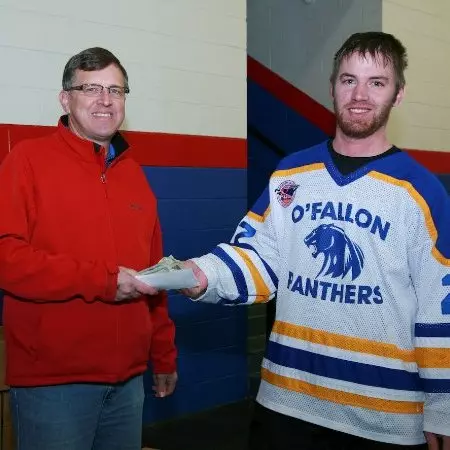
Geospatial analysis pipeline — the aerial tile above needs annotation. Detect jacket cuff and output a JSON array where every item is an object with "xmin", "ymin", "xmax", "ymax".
[{"xmin": 151, "ymin": 360, "xmax": 177, "ymax": 374}]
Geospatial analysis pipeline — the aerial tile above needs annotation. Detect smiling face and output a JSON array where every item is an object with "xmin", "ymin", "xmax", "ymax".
[
  {"xmin": 59, "ymin": 64, "xmax": 126, "ymax": 148},
  {"xmin": 331, "ymin": 51, "xmax": 404, "ymax": 140}
]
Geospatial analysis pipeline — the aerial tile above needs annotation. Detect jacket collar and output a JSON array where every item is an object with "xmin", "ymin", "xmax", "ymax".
[{"xmin": 57, "ymin": 115, "xmax": 129, "ymax": 161}]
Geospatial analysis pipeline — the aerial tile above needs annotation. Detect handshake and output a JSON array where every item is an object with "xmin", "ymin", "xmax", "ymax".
[{"xmin": 115, "ymin": 256, "xmax": 207, "ymax": 302}]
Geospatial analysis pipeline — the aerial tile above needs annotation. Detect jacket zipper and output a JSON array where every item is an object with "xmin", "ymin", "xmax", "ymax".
[{"xmin": 98, "ymin": 147, "xmax": 120, "ymax": 373}]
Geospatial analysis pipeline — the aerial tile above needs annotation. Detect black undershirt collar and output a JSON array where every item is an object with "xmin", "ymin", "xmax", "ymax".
[{"xmin": 327, "ymin": 140, "xmax": 400, "ymax": 176}]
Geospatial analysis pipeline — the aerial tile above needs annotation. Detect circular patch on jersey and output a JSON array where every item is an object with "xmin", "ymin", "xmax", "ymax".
[{"xmin": 275, "ymin": 180, "xmax": 299, "ymax": 207}]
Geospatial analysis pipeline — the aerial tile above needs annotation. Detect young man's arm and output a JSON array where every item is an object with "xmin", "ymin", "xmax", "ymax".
[
  {"xmin": 410, "ymin": 179, "xmax": 450, "ymax": 443},
  {"xmin": 182, "ymin": 186, "xmax": 280, "ymax": 305}
]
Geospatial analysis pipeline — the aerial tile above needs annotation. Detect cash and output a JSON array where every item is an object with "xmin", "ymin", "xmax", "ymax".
[
  {"xmin": 138, "ymin": 255, "xmax": 184, "ymax": 276},
  {"xmin": 136, "ymin": 255, "xmax": 198, "ymax": 290}
]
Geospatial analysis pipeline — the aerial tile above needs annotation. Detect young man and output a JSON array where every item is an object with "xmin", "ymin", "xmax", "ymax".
[
  {"xmin": 182, "ymin": 33, "xmax": 450, "ymax": 449},
  {"xmin": 0, "ymin": 48, "xmax": 177, "ymax": 450}
]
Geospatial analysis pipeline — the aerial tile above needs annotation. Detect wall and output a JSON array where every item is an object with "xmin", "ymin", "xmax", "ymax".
[
  {"xmin": 247, "ymin": 0, "xmax": 450, "ymax": 156},
  {"xmin": 383, "ymin": 0, "xmax": 450, "ymax": 151},
  {"xmin": 0, "ymin": 0, "xmax": 247, "ymax": 423},
  {"xmin": 248, "ymin": 0, "xmax": 382, "ymax": 111},
  {"xmin": 0, "ymin": 0, "xmax": 246, "ymax": 136}
]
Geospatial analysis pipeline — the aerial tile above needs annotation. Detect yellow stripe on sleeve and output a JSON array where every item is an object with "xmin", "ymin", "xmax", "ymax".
[
  {"xmin": 415, "ymin": 347, "xmax": 450, "ymax": 369},
  {"xmin": 233, "ymin": 247, "xmax": 271, "ymax": 303}
]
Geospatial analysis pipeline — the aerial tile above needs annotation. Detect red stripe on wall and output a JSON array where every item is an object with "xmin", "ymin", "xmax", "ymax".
[
  {"xmin": 0, "ymin": 123, "xmax": 247, "ymax": 168},
  {"xmin": 247, "ymin": 56, "xmax": 336, "ymax": 136},
  {"xmin": 405, "ymin": 150, "xmax": 450, "ymax": 174},
  {"xmin": 123, "ymin": 130, "xmax": 247, "ymax": 168},
  {"xmin": 247, "ymin": 56, "xmax": 450, "ymax": 174}
]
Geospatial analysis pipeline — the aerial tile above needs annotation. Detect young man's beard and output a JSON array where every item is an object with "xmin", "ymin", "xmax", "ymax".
[{"xmin": 334, "ymin": 100, "xmax": 394, "ymax": 139}]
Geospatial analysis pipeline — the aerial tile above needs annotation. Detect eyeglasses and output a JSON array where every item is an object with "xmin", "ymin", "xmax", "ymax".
[{"xmin": 65, "ymin": 84, "xmax": 130, "ymax": 98}]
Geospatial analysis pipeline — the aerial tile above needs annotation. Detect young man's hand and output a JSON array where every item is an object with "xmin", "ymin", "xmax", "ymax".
[{"xmin": 179, "ymin": 260, "xmax": 208, "ymax": 299}]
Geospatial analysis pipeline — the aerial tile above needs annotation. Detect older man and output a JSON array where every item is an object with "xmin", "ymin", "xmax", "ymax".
[{"xmin": 0, "ymin": 47, "xmax": 177, "ymax": 450}]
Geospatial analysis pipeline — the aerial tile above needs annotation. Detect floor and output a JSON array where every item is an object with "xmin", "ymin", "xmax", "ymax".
[{"xmin": 142, "ymin": 400, "xmax": 254, "ymax": 450}]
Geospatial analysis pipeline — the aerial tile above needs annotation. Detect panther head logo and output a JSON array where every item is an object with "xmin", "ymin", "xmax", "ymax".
[{"xmin": 304, "ymin": 224, "xmax": 364, "ymax": 281}]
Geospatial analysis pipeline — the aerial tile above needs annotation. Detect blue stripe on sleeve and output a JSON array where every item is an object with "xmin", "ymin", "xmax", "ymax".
[
  {"xmin": 267, "ymin": 341, "xmax": 421, "ymax": 391},
  {"xmin": 212, "ymin": 246, "xmax": 248, "ymax": 304},
  {"xmin": 421, "ymin": 378, "xmax": 450, "ymax": 393},
  {"xmin": 415, "ymin": 323, "xmax": 450, "ymax": 337}
]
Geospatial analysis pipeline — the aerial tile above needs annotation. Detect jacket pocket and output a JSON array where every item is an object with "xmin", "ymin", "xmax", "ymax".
[
  {"xmin": 35, "ymin": 300, "xmax": 119, "ymax": 377},
  {"xmin": 116, "ymin": 299, "xmax": 153, "ymax": 371}
]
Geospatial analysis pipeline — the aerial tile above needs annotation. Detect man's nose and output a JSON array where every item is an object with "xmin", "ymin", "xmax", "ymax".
[
  {"xmin": 97, "ymin": 89, "xmax": 112, "ymax": 105},
  {"xmin": 352, "ymin": 83, "xmax": 369, "ymax": 101}
]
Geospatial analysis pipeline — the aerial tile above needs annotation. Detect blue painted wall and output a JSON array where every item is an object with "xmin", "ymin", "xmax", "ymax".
[
  {"xmin": 247, "ymin": 80, "xmax": 328, "ymax": 205},
  {"xmin": 142, "ymin": 167, "xmax": 248, "ymax": 423}
]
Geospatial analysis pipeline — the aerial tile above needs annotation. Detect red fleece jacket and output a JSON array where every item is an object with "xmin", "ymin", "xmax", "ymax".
[{"xmin": 0, "ymin": 117, "xmax": 176, "ymax": 386}]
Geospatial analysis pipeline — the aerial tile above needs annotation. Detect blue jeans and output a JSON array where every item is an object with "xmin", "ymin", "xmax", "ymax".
[{"xmin": 9, "ymin": 375, "xmax": 144, "ymax": 450}]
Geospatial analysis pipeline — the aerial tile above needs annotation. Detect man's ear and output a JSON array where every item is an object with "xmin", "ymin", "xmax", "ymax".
[
  {"xmin": 330, "ymin": 82, "xmax": 335, "ymax": 100},
  {"xmin": 393, "ymin": 86, "xmax": 405, "ymax": 107},
  {"xmin": 59, "ymin": 90, "xmax": 70, "ymax": 113}
]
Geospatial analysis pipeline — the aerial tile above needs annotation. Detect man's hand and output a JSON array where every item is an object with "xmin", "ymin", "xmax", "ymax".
[
  {"xmin": 152, "ymin": 372, "xmax": 178, "ymax": 397},
  {"xmin": 179, "ymin": 260, "xmax": 208, "ymax": 299},
  {"xmin": 425, "ymin": 432, "xmax": 450, "ymax": 450},
  {"xmin": 115, "ymin": 266, "xmax": 158, "ymax": 302}
]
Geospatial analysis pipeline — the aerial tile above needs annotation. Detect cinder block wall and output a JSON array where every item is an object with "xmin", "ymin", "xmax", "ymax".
[{"xmin": 383, "ymin": 0, "xmax": 450, "ymax": 152}]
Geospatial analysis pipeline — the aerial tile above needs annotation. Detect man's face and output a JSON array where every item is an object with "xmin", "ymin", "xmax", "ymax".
[
  {"xmin": 331, "ymin": 52, "xmax": 404, "ymax": 139},
  {"xmin": 59, "ymin": 64, "xmax": 126, "ymax": 147}
]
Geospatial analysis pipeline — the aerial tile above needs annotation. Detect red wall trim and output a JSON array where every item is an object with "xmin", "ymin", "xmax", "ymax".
[
  {"xmin": 247, "ymin": 55, "xmax": 450, "ymax": 174},
  {"xmin": 404, "ymin": 150, "xmax": 450, "ymax": 174},
  {"xmin": 124, "ymin": 130, "xmax": 246, "ymax": 168},
  {"xmin": 247, "ymin": 56, "xmax": 336, "ymax": 136},
  {"xmin": 0, "ymin": 123, "xmax": 247, "ymax": 169}
]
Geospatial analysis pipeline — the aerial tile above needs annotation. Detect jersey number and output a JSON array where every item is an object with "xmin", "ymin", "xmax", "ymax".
[
  {"xmin": 233, "ymin": 221, "xmax": 256, "ymax": 245},
  {"xmin": 441, "ymin": 275, "xmax": 450, "ymax": 315}
]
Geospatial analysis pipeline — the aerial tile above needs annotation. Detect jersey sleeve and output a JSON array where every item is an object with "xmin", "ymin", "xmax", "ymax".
[
  {"xmin": 409, "ymin": 178, "xmax": 450, "ymax": 437},
  {"xmin": 192, "ymin": 186, "xmax": 279, "ymax": 305}
]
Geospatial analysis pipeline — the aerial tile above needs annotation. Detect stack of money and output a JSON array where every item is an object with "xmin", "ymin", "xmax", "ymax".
[{"xmin": 138, "ymin": 255, "xmax": 184, "ymax": 276}]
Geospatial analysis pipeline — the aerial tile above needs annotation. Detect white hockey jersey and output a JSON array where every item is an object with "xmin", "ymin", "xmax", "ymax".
[{"xmin": 192, "ymin": 141, "xmax": 450, "ymax": 445}]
